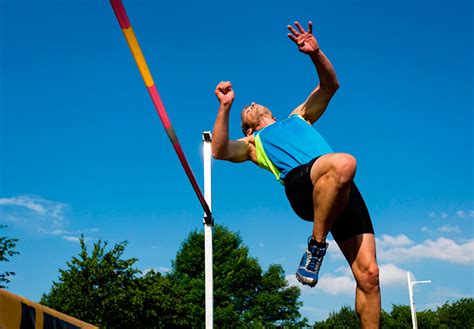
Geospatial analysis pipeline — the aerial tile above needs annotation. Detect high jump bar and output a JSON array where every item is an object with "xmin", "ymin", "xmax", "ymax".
[{"xmin": 109, "ymin": 0, "xmax": 213, "ymax": 225}]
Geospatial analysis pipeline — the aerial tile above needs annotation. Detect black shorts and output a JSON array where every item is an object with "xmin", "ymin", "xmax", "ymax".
[{"xmin": 283, "ymin": 157, "xmax": 374, "ymax": 243}]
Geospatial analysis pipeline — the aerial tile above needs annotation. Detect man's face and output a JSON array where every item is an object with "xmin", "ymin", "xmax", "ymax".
[{"xmin": 241, "ymin": 102, "xmax": 273, "ymax": 136}]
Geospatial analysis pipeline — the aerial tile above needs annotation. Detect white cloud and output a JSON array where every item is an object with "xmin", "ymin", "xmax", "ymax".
[
  {"xmin": 0, "ymin": 196, "xmax": 45, "ymax": 213},
  {"xmin": 300, "ymin": 306, "xmax": 330, "ymax": 321},
  {"xmin": 39, "ymin": 228, "xmax": 71, "ymax": 236},
  {"xmin": 317, "ymin": 275, "xmax": 356, "ymax": 295},
  {"xmin": 421, "ymin": 226, "xmax": 430, "ymax": 233},
  {"xmin": 61, "ymin": 235, "xmax": 80, "ymax": 243},
  {"xmin": 0, "ymin": 195, "xmax": 67, "ymax": 220},
  {"xmin": 378, "ymin": 237, "xmax": 474, "ymax": 265},
  {"xmin": 438, "ymin": 225, "xmax": 460, "ymax": 233},
  {"xmin": 455, "ymin": 210, "xmax": 474, "ymax": 218},
  {"xmin": 376, "ymin": 234, "xmax": 413, "ymax": 249},
  {"xmin": 335, "ymin": 265, "xmax": 352, "ymax": 276},
  {"xmin": 417, "ymin": 302, "xmax": 443, "ymax": 311},
  {"xmin": 379, "ymin": 264, "xmax": 408, "ymax": 288},
  {"xmin": 274, "ymin": 257, "xmax": 287, "ymax": 263},
  {"xmin": 326, "ymin": 239, "xmax": 345, "ymax": 260},
  {"xmin": 0, "ymin": 195, "xmax": 69, "ymax": 232},
  {"xmin": 427, "ymin": 210, "xmax": 473, "ymax": 219},
  {"xmin": 158, "ymin": 266, "xmax": 171, "ymax": 273},
  {"xmin": 61, "ymin": 235, "xmax": 92, "ymax": 244},
  {"xmin": 142, "ymin": 267, "xmax": 171, "ymax": 276},
  {"xmin": 429, "ymin": 287, "xmax": 472, "ymax": 301},
  {"xmin": 286, "ymin": 273, "xmax": 355, "ymax": 296},
  {"xmin": 456, "ymin": 210, "xmax": 466, "ymax": 218},
  {"xmin": 142, "ymin": 268, "xmax": 154, "ymax": 276}
]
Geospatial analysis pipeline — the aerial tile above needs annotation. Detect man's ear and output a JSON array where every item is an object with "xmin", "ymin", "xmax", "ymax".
[{"xmin": 246, "ymin": 128, "xmax": 253, "ymax": 136}]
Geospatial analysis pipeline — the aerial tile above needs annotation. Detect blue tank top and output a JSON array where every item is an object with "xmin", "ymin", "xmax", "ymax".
[{"xmin": 254, "ymin": 114, "xmax": 333, "ymax": 183}]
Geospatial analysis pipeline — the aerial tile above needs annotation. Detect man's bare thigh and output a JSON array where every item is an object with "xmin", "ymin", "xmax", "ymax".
[{"xmin": 309, "ymin": 153, "xmax": 355, "ymax": 185}]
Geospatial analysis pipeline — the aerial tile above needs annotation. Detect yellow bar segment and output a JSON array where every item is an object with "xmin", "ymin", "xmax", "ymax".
[
  {"xmin": 36, "ymin": 309, "xmax": 44, "ymax": 329},
  {"xmin": 122, "ymin": 26, "xmax": 155, "ymax": 87},
  {"xmin": 0, "ymin": 289, "xmax": 98, "ymax": 328},
  {"xmin": 0, "ymin": 290, "xmax": 21, "ymax": 328}
]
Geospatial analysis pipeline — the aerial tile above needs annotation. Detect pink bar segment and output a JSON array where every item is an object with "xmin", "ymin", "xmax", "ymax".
[
  {"xmin": 172, "ymin": 141, "xmax": 210, "ymax": 213},
  {"xmin": 147, "ymin": 85, "xmax": 172, "ymax": 129},
  {"xmin": 110, "ymin": 0, "xmax": 131, "ymax": 29},
  {"xmin": 147, "ymin": 85, "xmax": 211, "ymax": 217}
]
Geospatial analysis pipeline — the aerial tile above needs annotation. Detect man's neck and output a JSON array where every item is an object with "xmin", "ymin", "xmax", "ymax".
[{"xmin": 256, "ymin": 117, "xmax": 276, "ymax": 131}]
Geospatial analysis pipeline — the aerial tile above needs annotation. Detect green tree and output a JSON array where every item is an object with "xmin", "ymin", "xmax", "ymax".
[
  {"xmin": 0, "ymin": 225, "xmax": 19, "ymax": 288},
  {"xmin": 130, "ymin": 269, "xmax": 188, "ymax": 328},
  {"xmin": 416, "ymin": 309, "xmax": 441, "ymax": 329},
  {"xmin": 313, "ymin": 300, "xmax": 474, "ymax": 329},
  {"xmin": 41, "ymin": 236, "xmax": 149, "ymax": 328},
  {"xmin": 41, "ymin": 226, "xmax": 306, "ymax": 327},
  {"xmin": 437, "ymin": 298, "xmax": 474, "ymax": 329},
  {"xmin": 169, "ymin": 224, "xmax": 308, "ymax": 327},
  {"xmin": 386, "ymin": 304, "xmax": 412, "ymax": 328},
  {"xmin": 380, "ymin": 309, "xmax": 395, "ymax": 328}
]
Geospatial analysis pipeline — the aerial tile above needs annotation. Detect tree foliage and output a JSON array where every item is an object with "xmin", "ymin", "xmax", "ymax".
[
  {"xmin": 437, "ymin": 298, "xmax": 474, "ymax": 328},
  {"xmin": 41, "ymin": 236, "xmax": 145, "ymax": 327},
  {"xmin": 41, "ymin": 225, "xmax": 307, "ymax": 327},
  {"xmin": 314, "ymin": 298, "xmax": 474, "ymax": 329},
  {"xmin": 0, "ymin": 225, "xmax": 19, "ymax": 288},
  {"xmin": 170, "ymin": 224, "xmax": 308, "ymax": 327}
]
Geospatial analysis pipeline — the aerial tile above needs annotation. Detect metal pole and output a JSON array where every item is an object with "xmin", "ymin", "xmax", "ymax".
[
  {"xmin": 407, "ymin": 272, "xmax": 417, "ymax": 329},
  {"xmin": 203, "ymin": 132, "xmax": 213, "ymax": 329},
  {"xmin": 407, "ymin": 272, "xmax": 432, "ymax": 329}
]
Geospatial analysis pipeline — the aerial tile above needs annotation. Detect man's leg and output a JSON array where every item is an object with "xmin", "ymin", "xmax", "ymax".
[
  {"xmin": 310, "ymin": 153, "xmax": 357, "ymax": 242},
  {"xmin": 295, "ymin": 153, "xmax": 357, "ymax": 286},
  {"xmin": 337, "ymin": 233, "xmax": 381, "ymax": 329}
]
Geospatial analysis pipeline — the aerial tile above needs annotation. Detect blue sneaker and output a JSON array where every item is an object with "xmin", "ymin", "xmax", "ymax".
[{"xmin": 296, "ymin": 237, "xmax": 328, "ymax": 287}]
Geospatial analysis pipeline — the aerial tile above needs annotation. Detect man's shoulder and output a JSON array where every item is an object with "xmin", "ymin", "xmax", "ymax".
[
  {"xmin": 287, "ymin": 113, "xmax": 312, "ymax": 125},
  {"xmin": 238, "ymin": 134, "xmax": 255, "ymax": 145},
  {"xmin": 289, "ymin": 106, "xmax": 314, "ymax": 125},
  {"xmin": 236, "ymin": 135, "xmax": 257, "ymax": 163}
]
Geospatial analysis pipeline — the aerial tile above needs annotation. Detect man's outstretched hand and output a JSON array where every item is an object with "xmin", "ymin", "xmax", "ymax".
[
  {"xmin": 287, "ymin": 21, "xmax": 320, "ymax": 55},
  {"xmin": 215, "ymin": 81, "xmax": 235, "ymax": 107}
]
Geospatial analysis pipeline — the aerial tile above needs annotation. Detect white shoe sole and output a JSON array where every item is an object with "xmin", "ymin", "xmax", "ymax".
[{"xmin": 296, "ymin": 272, "xmax": 317, "ymax": 287}]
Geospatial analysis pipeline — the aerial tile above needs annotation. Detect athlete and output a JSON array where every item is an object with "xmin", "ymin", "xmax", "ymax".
[{"xmin": 211, "ymin": 21, "xmax": 380, "ymax": 327}]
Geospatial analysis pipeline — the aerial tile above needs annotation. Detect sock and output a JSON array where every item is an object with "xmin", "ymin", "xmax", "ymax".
[{"xmin": 308, "ymin": 236, "xmax": 327, "ymax": 248}]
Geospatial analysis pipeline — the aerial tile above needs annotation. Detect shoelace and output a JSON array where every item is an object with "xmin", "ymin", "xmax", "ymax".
[{"xmin": 306, "ymin": 250, "xmax": 322, "ymax": 272}]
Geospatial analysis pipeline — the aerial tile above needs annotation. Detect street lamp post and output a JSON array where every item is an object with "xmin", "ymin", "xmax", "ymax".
[{"xmin": 407, "ymin": 272, "xmax": 431, "ymax": 329}]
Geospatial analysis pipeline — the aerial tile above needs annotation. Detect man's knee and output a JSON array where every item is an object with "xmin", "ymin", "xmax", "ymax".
[
  {"xmin": 330, "ymin": 153, "xmax": 357, "ymax": 186},
  {"xmin": 355, "ymin": 262, "xmax": 380, "ymax": 295}
]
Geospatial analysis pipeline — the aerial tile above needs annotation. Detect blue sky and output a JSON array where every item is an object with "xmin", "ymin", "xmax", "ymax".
[{"xmin": 1, "ymin": 0, "xmax": 472, "ymax": 323}]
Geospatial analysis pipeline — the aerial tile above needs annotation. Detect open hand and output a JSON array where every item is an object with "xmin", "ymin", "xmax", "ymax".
[
  {"xmin": 287, "ymin": 21, "xmax": 320, "ymax": 54},
  {"xmin": 215, "ymin": 81, "xmax": 235, "ymax": 106}
]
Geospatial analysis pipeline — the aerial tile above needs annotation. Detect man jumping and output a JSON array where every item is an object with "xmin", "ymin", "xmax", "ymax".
[{"xmin": 211, "ymin": 21, "xmax": 381, "ymax": 328}]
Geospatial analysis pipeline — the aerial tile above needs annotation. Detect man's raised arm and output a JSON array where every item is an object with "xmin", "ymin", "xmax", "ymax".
[
  {"xmin": 212, "ymin": 81, "xmax": 252, "ymax": 163},
  {"xmin": 288, "ymin": 21, "xmax": 340, "ymax": 125}
]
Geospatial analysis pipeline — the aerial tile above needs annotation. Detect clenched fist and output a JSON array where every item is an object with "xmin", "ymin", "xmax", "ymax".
[{"xmin": 215, "ymin": 81, "xmax": 235, "ymax": 106}]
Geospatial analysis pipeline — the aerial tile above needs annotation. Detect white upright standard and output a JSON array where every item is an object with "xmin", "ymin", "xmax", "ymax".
[
  {"xmin": 407, "ymin": 272, "xmax": 431, "ymax": 329},
  {"xmin": 202, "ymin": 131, "xmax": 213, "ymax": 329}
]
